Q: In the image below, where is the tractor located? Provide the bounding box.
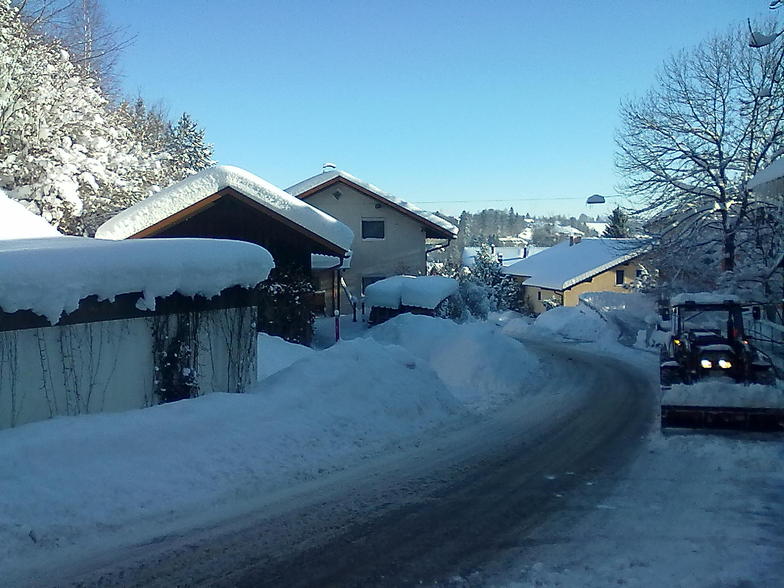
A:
[658,294,782,432]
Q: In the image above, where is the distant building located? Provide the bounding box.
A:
[503,237,647,314]
[461,245,547,268]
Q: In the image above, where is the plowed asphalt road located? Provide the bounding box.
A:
[46,339,654,587]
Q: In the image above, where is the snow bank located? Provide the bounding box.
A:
[0,337,462,578]
[257,333,314,379]
[0,237,273,324]
[96,165,354,252]
[369,314,541,413]
[364,275,458,310]
[532,305,620,344]
[663,381,784,408]
[286,169,458,236]
[0,189,61,239]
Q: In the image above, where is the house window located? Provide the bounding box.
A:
[615,269,625,285]
[362,276,385,293]
[537,291,542,301]
[362,219,385,239]
[636,268,643,278]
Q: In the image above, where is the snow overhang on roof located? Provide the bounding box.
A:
[96,165,354,253]
[285,169,458,239]
[311,252,352,270]
[0,237,274,325]
[502,238,647,291]
[0,190,62,240]
[748,158,784,192]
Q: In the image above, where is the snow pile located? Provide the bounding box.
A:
[257,333,314,379]
[364,275,458,310]
[580,291,659,348]
[0,190,61,239]
[369,314,541,413]
[532,305,620,344]
[663,381,784,408]
[96,165,354,252]
[0,237,274,324]
[285,169,458,237]
[0,337,462,579]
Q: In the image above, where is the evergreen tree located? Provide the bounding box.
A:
[167,112,214,178]
[603,207,631,238]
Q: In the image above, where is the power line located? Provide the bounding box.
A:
[416,195,625,204]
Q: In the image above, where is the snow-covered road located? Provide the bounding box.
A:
[45,340,653,587]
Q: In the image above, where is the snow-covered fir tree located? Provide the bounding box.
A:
[0,1,158,234]
[168,112,214,178]
[603,207,631,238]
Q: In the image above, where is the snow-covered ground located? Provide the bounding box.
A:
[1,298,782,586]
[1,313,542,582]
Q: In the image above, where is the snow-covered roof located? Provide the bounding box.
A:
[311,252,352,270]
[0,237,274,324]
[0,190,61,239]
[285,169,458,238]
[553,225,584,236]
[747,158,784,191]
[585,222,608,235]
[364,275,458,310]
[461,246,547,268]
[96,165,353,253]
[503,238,646,290]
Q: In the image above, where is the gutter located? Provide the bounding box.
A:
[426,237,453,254]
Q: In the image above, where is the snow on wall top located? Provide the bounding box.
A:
[95,165,354,252]
[285,169,458,237]
[0,237,274,324]
[503,238,645,290]
[0,190,61,239]
[670,292,741,306]
[364,275,458,310]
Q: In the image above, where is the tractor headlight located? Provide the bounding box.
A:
[718,359,732,369]
[700,359,713,369]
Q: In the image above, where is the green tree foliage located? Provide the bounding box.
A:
[603,207,631,238]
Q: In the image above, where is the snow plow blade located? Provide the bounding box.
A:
[660,404,784,432]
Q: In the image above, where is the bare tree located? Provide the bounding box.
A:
[617,21,784,290]
[13,0,132,96]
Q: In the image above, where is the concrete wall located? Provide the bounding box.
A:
[520,260,643,315]
[304,182,428,313]
[0,306,257,430]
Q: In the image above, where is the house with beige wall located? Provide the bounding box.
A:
[286,166,457,313]
[503,237,647,315]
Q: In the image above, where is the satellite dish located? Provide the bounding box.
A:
[587,194,606,204]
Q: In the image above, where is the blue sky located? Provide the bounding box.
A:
[106,0,771,218]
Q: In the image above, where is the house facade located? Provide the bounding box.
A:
[286,167,457,313]
[503,237,647,315]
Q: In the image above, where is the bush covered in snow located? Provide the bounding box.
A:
[432,244,523,321]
